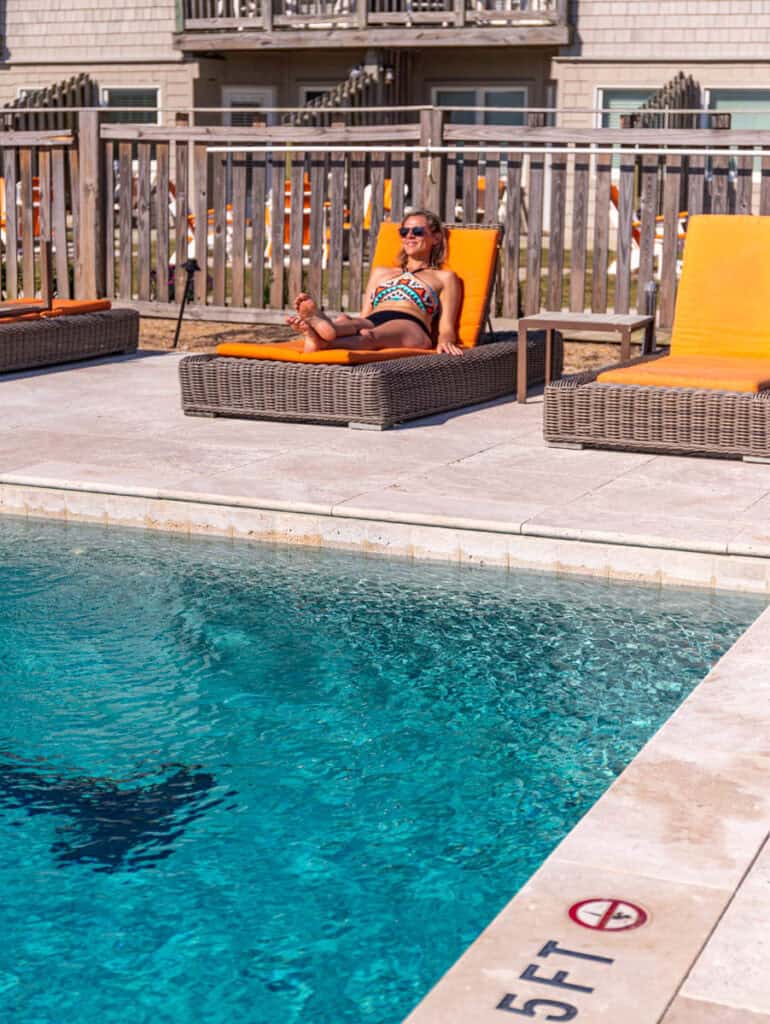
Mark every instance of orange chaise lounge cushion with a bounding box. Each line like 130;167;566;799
44;299;113;316
217;339;436;364
0;298;112;325
597;215;770;392
216;222;500;365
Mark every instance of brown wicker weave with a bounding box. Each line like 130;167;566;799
543;357;770;460
0;309;139;375
179;331;563;428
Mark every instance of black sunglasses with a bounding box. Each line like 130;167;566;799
399;226;427;238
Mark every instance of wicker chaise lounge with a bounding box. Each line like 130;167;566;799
0;300;139;375
179;223;562;429
544;215;770;461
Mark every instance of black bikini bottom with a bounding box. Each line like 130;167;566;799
368;309;432;339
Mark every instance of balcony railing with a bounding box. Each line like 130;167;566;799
181;0;567;31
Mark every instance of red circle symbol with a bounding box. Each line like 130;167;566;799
569;898;648;932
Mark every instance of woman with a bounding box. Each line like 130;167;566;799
286;210;463;356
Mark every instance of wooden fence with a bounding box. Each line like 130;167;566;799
0;129;79;301
7;111;770;330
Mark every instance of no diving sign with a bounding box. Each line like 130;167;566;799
569;898;648;932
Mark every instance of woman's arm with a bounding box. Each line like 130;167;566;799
436;271;463;355
359;265;389;318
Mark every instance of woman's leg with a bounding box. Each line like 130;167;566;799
293;315;430;353
287;293;374;342
330;313;376;337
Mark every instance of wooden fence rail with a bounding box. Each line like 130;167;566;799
6;114;770;330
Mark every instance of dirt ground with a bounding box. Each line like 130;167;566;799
139;317;641;375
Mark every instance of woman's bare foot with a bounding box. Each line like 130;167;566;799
293;292;337;342
286;314;328;353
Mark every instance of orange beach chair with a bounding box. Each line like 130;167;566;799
543;215;770;459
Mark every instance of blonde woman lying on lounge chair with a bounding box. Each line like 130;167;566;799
286;210;464;356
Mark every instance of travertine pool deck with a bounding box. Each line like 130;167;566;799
2;350;770;591
2;350;770;1021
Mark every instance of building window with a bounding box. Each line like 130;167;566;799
706;88;770;129
222;87;278;127
299;86;332;105
432;86;527;126
597;88;655;128
102;88;159;125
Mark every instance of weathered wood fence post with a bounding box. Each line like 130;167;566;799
419;107;444;215
76;109;104;298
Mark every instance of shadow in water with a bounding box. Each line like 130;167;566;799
0;752;227;872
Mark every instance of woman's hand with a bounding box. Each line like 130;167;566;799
435;271;463;356
436;337;464;356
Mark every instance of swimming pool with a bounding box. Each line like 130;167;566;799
0;517;765;1023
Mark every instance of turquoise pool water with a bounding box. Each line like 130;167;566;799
0;517;765;1024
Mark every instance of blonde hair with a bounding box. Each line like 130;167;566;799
397;210;447;270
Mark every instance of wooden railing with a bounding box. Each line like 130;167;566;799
181;0;565;30
6;112;770;329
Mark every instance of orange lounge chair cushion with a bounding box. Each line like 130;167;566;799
0;312;49;323
597;354;770;393
217;339;436;364
370;222;499;348
670;215;770;360
48;299;113;315
0;298;112;323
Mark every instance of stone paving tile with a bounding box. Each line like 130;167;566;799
625;453;770;487
333;462;605;529
450;440;654;478
734;494;770;525
523;504;737;553
171;448;444;508
578;473;770;519
333;487;534;532
662;997;770;1023
674;838;770;1013
0;432;284;490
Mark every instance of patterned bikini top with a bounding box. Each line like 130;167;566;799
370;269;440;319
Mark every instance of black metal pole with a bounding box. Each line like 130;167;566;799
172;259;201;349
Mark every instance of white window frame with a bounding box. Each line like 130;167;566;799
703;86;770;125
703;87;770;183
594;86;658;129
101;86;161;125
222;85;278;127
298;84;335;105
430;84;529;124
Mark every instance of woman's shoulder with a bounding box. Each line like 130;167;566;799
370;264;397;281
432;267;459;286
